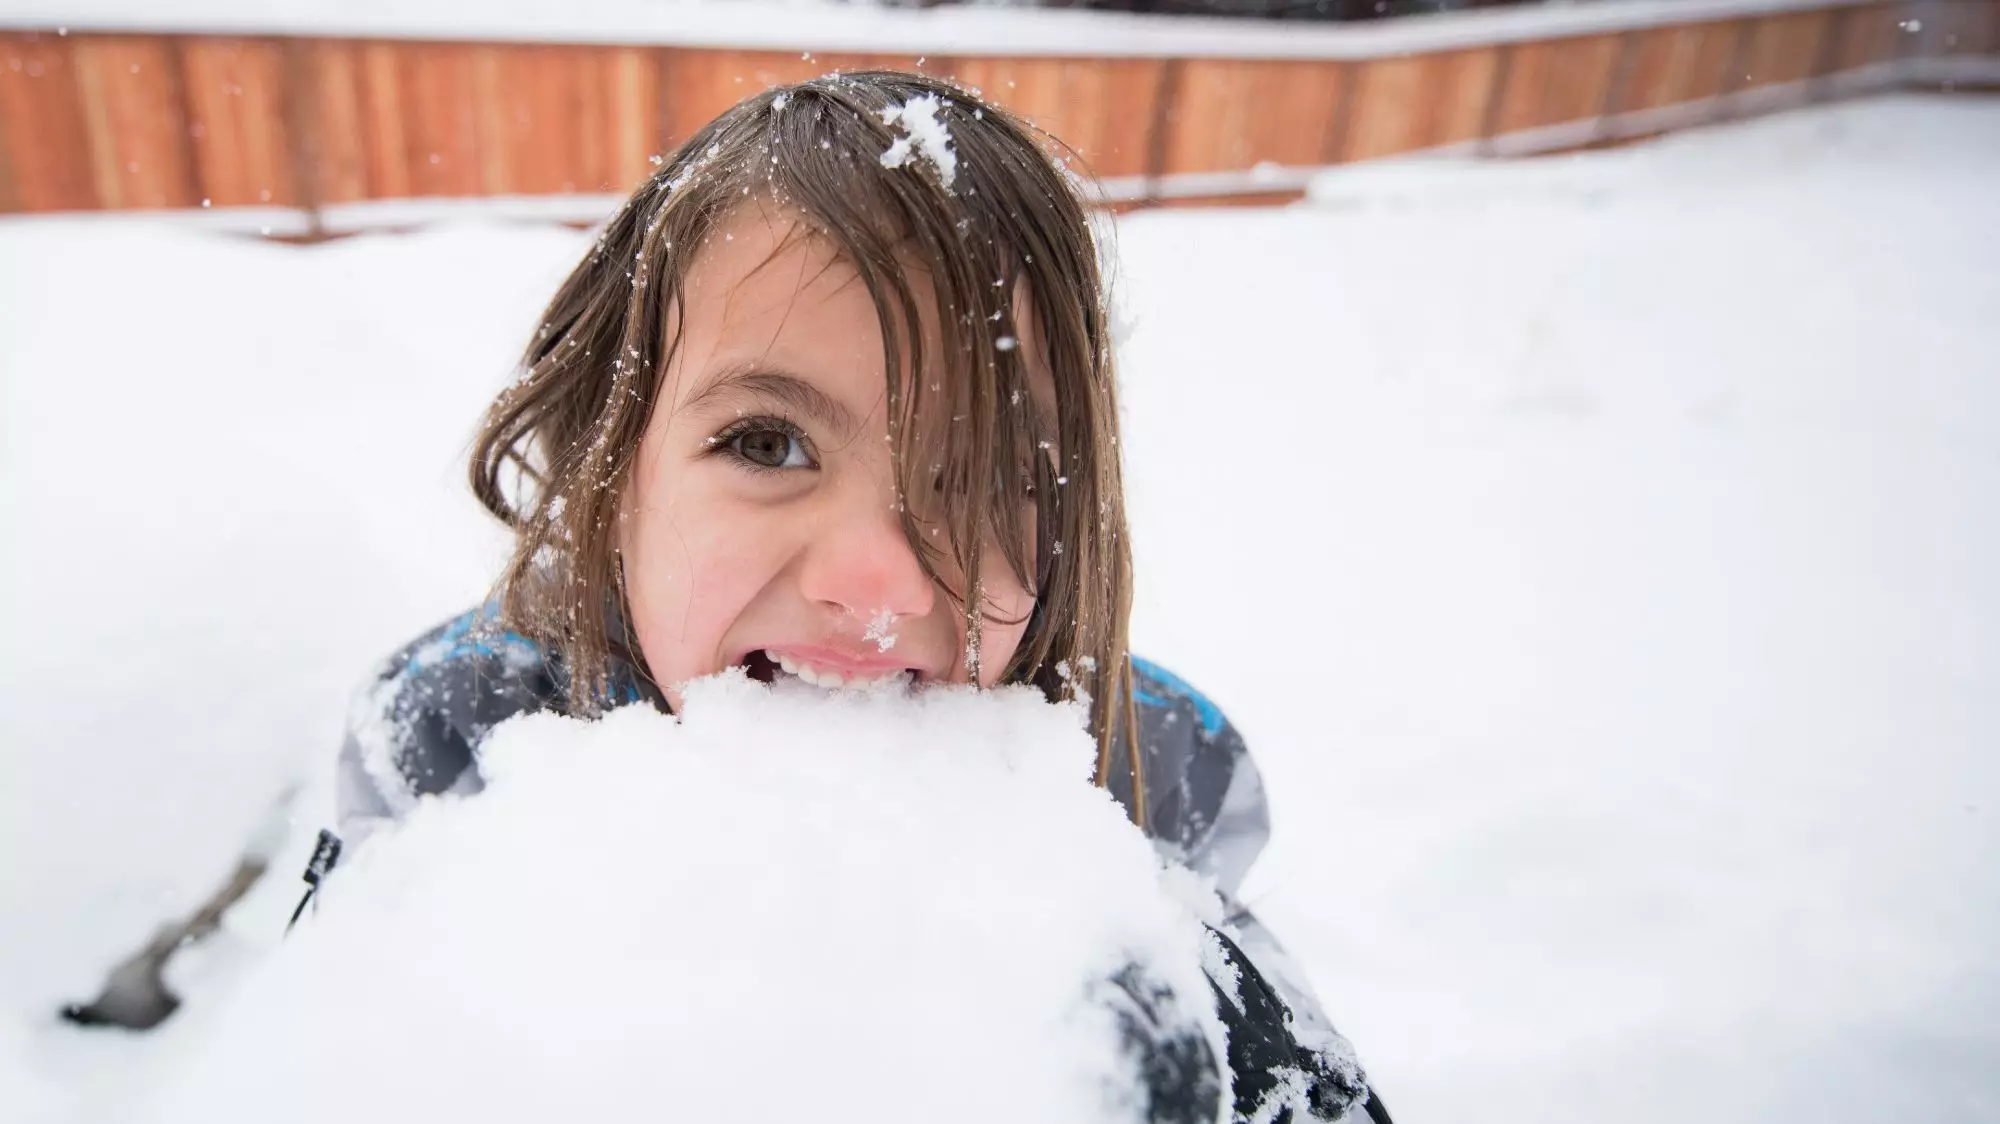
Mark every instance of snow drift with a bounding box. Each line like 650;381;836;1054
141;674;1230;1124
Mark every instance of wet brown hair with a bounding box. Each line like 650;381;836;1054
469;70;1147;826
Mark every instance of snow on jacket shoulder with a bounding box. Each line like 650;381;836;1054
335;604;1383;1122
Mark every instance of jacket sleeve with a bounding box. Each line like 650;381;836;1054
1119;659;1363;1083
1208;925;1384;1123
334;607;560;849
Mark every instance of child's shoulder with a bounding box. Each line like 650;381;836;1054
1123;657;1269;889
1129;656;1236;744
341;604;564;802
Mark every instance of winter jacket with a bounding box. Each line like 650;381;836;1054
335;604;1388;1123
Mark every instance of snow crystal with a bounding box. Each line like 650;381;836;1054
996;335;1019;351
144;676;1228;1124
863;607;899;652
878;95;957;189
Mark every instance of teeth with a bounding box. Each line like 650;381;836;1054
768;651;906;691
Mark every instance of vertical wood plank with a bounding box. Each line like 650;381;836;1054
1092;58;1165;179
401;42;478;197
1742;10;1830;87
1539;34;1621;125
69;36;194;209
0;33;97;212
1430;48;1501;147
309;40;366;205
1344;55;1438;160
357;41;409;198
660;48;742;153
1244;60;1343;167
570;46;607;194
1162;59;1249;174
1682;19;1747;99
180;37;295;206
1493;38;1555;133
603;46;657;194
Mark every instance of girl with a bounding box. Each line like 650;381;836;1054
335;70;1387;1124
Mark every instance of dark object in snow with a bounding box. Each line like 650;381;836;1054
285;829;344;933
1097;961;1225;1124
1205;927;1392;1124
59;853;270;1032
1104;924;1391;1123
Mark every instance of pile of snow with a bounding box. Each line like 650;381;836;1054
143;675;1228;1124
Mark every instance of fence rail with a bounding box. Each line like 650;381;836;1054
1;0;1994;222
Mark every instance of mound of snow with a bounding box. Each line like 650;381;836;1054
142;674;1229;1123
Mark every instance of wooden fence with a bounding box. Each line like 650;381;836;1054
0;0;1995;223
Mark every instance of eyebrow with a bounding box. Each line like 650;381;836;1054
681;364;863;441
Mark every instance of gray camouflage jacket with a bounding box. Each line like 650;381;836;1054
336;603;1370;1115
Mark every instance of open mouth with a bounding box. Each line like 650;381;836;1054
740;649;918;691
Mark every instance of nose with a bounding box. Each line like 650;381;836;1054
794;479;938;623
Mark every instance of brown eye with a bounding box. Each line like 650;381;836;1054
724;423;813;471
736;429;793;468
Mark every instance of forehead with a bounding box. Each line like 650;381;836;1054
666;203;1058;440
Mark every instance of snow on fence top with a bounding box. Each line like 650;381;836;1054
143;674;1233;1124
0;0;1892;59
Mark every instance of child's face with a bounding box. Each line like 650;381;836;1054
621;207;1042;712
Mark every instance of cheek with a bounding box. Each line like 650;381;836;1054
620;457;782;695
973;565;1038;688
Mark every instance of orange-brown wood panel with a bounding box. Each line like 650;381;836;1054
0;99;12;212
0;34;98;212
660;48;744;152
400;42;479;197
180;38;295;206
938;56;1000;101
469;45;509;194
1532;34;1621;128
1042;58;1114;169
308;40;367;204
1741;10;1830;87
600;47;659;194
799;51;897;82
356;41;409;198
973;57;1077;146
729;48;832;90
472;45;585;196
68;36;195;209
1229;59;1342;168
1342;55;1439;160
1834;3;1910;69
1429;48;1501;146
1161;59;1255;174
1492;38;1556;133
570;46;608;193
1682;19;1748;99
1078;58;1163;179
1623;20;1746;109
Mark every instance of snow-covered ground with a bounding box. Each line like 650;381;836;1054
2;93;1996;1122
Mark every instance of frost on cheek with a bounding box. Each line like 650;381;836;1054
878;95;958;189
